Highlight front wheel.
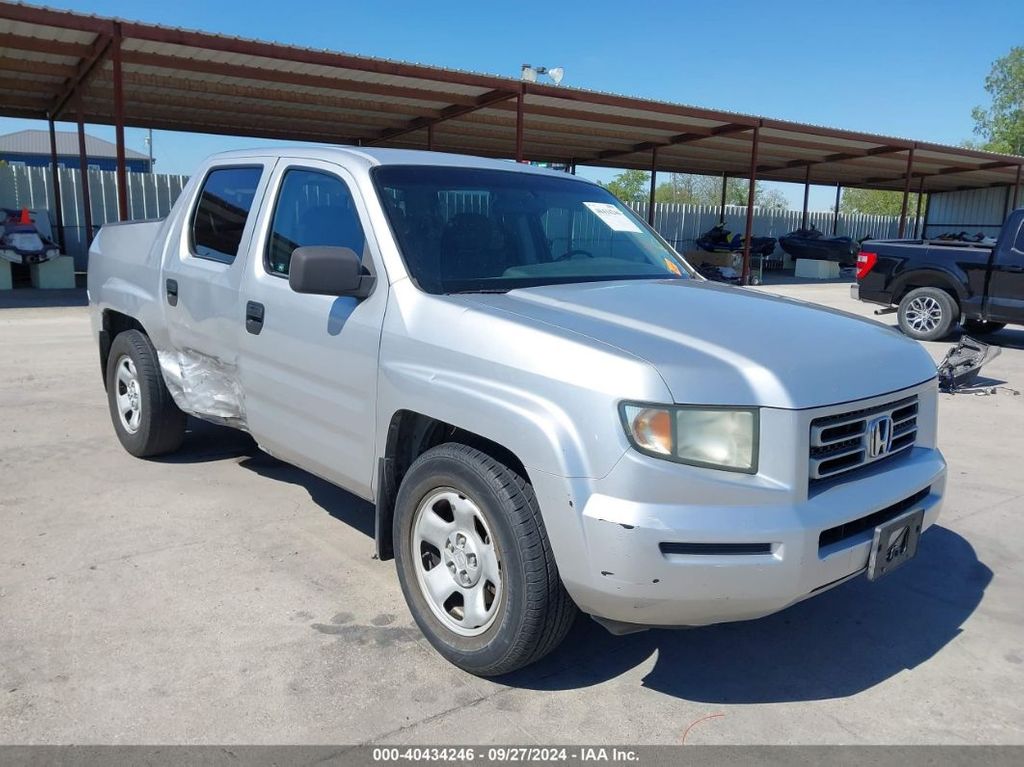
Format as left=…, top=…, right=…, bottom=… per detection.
left=393, top=443, right=577, bottom=676
left=897, top=287, right=959, bottom=342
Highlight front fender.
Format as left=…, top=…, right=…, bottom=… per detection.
left=377, top=360, right=623, bottom=480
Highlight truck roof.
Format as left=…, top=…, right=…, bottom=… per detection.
left=201, top=145, right=589, bottom=180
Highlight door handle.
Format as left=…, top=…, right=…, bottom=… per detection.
left=245, top=301, right=265, bottom=335
left=1003, top=265, right=1024, bottom=273
left=165, top=279, right=178, bottom=306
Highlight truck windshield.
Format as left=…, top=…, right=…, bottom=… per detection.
left=372, top=165, right=690, bottom=294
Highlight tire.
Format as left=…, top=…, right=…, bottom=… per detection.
left=393, top=443, right=577, bottom=676
left=105, top=329, right=186, bottom=458
left=963, top=319, right=1006, bottom=335
left=897, top=287, right=959, bottom=341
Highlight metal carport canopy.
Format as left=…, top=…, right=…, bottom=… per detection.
left=2, top=0, right=1022, bottom=194
left=2, top=0, right=1023, bottom=282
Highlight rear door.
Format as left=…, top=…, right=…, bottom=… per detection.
left=984, top=216, right=1024, bottom=323
left=160, top=161, right=275, bottom=422
left=235, top=159, right=388, bottom=499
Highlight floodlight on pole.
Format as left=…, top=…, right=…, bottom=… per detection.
left=520, top=64, right=564, bottom=85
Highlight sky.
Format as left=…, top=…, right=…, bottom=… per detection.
left=2, top=0, right=1021, bottom=208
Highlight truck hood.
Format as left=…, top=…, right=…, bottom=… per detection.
left=460, top=279, right=936, bottom=409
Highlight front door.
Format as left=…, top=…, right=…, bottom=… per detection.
left=985, top=216, right=1024, bottom=324
left=237, top=160, right=387, bottom=499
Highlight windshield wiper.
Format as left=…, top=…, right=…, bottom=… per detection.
left=447, top=288, right=510, bottom=294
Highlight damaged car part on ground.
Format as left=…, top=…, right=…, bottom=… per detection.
left=88, top=147, right=946, bottom=676
left=936, top=336, right=1002, bottom=393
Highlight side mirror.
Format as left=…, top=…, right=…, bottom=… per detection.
left=288, top=246, right=375, bottom=298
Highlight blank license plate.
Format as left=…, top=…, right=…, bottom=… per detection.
left=867, top=509, right=924, bottom=581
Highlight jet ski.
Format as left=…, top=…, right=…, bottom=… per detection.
left=778, top=225, right=859, bottom=265
left=695, top=223, right=777, bottom=257
left=696, top=262, right=742, bottom=285
left=1, top=208, right=60, bottom=265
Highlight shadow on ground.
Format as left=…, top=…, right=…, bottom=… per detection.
left=161, top=417, right=375, bottom=538
left=155, top=418, right=990, bottom=704
left=503, top=526, right=990, bottom=703
left=0, top=286, right=88, bottom=308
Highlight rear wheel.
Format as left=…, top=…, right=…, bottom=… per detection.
left=105, top=330, right=186, bottom=457
left=897, top=287, right=959, bottom=341
left=963, top=319, right=1006, bottom=335
left=393, top=443, right=576, bottom=676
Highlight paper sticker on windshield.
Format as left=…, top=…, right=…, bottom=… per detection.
left=583, top=202, right=642, bottom=233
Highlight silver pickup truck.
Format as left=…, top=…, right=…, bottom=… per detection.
left=89, top=147, right=947, bottom=676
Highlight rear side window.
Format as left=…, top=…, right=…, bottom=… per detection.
left=190, top=166, right=263, bottom=263
left=266, top=168, right=366, bottom=275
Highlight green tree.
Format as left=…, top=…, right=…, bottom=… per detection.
left=840, top=187, right=925, bottom=217
left=652, top=173, right=788, bottom=208
left=971, top=47, right=1024, bottom=155
left=600, top=169, right=650, bottom=203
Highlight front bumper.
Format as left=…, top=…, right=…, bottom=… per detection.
left=534, top=384, right=946, bottom=628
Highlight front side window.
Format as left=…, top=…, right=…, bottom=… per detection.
left=266, top=168, right=366, bottom=275
left=373, top=165, right=690, bottom=294
left=190, top=166, right=263, bottom=263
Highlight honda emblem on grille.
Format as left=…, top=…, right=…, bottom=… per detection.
left=867, top=415, right=894, bottom=458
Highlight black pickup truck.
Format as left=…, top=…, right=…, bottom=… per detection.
left=854, top=207, right=1024, bottom=341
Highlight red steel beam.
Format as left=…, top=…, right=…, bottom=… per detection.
left=0, top=55, right=77, bottom=79
left=898, top=147, right=915, bottom=238
left=801, top=164, right=811, bottom=229
left=758, top=144, right=906, bottom=173
left=1013, top=165, right=1021, bottom=210
left=596, top=123, right=750, bottom=162
left=913, top=177, right=925, bottom=239
left=117, top=70, right=430, bottom=119
left=647, top=146, right=657, bottom=226
left=865, top=159, right=1021, bottom=185
left=515, top=89, right=525, bottom=162
left=719, top=173, right=728, bottom=223
left=50, top=30, right=114, bottom=118
left=0, top=32, right=93, bottom=58
left=741, top=125, right=760, bottom=284
left=81, top=86, right=399, bottom=132
left=118, top=50, right=481, bottom=108
left=0, top=2, right=111, bottom=34
left=832, top=185, right=841, bottom=235
left=522, top=81, right=759, bottom=128
left=76, top=91, right=94, bottom=245
left=364, top=88, right=517, bottom=146
left=46, top=116, right=65, bottom=251
left=112, top=22, right=128, bottom=221
left=118, top=20, right=510, bottom=93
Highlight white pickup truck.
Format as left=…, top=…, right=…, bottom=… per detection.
left=89, top=147, right=946, bottom=675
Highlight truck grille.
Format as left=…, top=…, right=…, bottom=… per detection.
left=809, top=395, right=918, bottom=482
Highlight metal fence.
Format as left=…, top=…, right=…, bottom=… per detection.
left=629, top=202, right=920, bottom=252
left=2, top=164, right=919, bottom=271
left=437, top=191, right=919, bottom=255
left=0, top=165, right=188, bottom=269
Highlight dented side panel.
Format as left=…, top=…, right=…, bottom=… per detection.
left=157, top=348, right=247, bottom=429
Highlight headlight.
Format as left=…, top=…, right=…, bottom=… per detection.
left=620, top=403, right=759, bottom=473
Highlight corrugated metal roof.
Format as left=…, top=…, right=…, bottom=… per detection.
left=0, top=0, right=1020, bottom=196
left=0, top=129, right=148, bottom=159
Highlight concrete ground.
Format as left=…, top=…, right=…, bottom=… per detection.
left=0, top=282, right=1021, bottom=745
